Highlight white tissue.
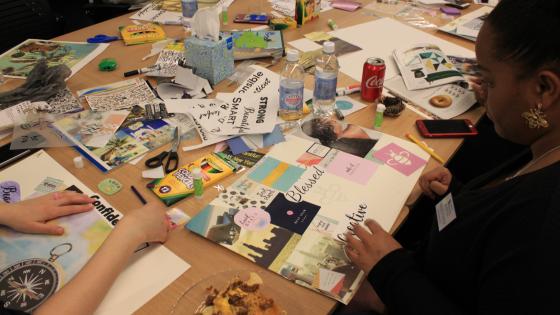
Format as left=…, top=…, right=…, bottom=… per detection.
left=191, top=6, right=221, bottom=42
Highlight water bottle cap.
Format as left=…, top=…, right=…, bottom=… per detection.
left=286, top=49, right=299, bottom=62
left=323, top=41, right=335, bottom=53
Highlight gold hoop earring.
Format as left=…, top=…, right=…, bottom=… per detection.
left=521, top=103, right=549, bottom=129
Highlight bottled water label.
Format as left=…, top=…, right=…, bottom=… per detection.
left=280, top=84, right=304, bottom=111
left=313, top=73, right=337, bottom=100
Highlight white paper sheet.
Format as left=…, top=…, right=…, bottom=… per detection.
left=288, top=38, right=323, bottom=53
left=94, top=244, right=189, bottom=315
left=130, top=2, right=184, bottom=25
left=330, top=18, right=475, bottom=82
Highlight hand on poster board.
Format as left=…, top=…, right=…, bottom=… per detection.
left=0, top=191, right=95, bottom=235
left=344, top=219, right=402, bottom=274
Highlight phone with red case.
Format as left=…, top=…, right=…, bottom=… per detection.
left=416, top=119, right=478, bottom=138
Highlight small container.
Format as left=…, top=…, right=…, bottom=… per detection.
left=374, top=104, right=386, bottom=129
left=192, top=167, right=204, bottom=199
left=73, top=156, right=84, bottom=169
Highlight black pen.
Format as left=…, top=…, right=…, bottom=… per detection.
left=124, top=64, right=161, bottom=77
left=130, top=185, right=147, bottom=205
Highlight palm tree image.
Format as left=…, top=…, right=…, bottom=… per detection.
left=100, top=137, right=128, bottom=162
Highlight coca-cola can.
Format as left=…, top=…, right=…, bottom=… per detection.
left=361, top=57, right=386, bottom=102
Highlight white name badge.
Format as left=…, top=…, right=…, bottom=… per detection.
left=435, top=193, right=457, bottom=231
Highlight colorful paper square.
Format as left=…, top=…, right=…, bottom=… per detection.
left=372, top=143, right=427, bottom=176
left=326, top=151, right=378, bottom=185
left=248, top=157, right=305, bottom=192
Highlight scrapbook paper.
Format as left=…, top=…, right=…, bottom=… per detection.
left=325, top=151, right=378, bottom=185
left=0, top=39, right=108, bottom=79
left=81, top=79, right=157, bottom=111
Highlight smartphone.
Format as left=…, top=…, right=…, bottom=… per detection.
left=416, top=119, right=478, bottom=138
left=234, top=14, right=270, bottom=24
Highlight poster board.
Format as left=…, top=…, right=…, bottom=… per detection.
left=0, top=151, right=190, bottom=314
left=187, top=133, right=429, bottom=304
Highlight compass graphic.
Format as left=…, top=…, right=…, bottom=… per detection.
left=0, top=243, right=72, bottom=312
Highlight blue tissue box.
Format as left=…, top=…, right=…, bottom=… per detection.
left=184, top=35, right=234, bottom=85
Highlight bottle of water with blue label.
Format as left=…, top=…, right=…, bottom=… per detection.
left=313, top=41, right=339, bottom=117
left=279, top=49, right=305, bottom=121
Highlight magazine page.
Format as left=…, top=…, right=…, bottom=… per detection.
left=439, top=6, right=493, bottom=42
left=187, top=133, right=430, bottom=304
left=384, top=75, right=477, bottom=119
left=393, top=44, right=465, bottom=91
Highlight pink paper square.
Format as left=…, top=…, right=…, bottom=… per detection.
left=372, top=143, right=427, bottom=176
left=326, top=151, right=378, bottom=185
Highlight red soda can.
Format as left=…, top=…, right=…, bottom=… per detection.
left=361, top=57, right=386, bottom=102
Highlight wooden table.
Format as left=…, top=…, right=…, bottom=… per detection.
left=0, top=1, right=483, bottom=314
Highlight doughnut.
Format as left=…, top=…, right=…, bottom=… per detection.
left=429, top=95, right=453, bottom=108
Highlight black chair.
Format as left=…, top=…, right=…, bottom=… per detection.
left=0, top=0, right=64, bottom=53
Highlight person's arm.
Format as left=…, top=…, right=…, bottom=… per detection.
left=35, top=203, right=170, bottom=315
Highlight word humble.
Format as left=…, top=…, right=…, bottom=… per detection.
left=91, top=195, right=122, bottom=226
left=337, top=203, right=368, bottom=242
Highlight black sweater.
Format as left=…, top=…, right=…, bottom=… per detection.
left=368, top=151, right=560, bottom=315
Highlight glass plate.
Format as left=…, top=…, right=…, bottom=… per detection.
left=170, top=269, right=302, bottom=314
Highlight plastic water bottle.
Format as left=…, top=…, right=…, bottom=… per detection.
left=279, top=49, right=305, bottom=121
left=181, top=0, right=198, bottom=19
left=313, top=41, right=339, bottom=117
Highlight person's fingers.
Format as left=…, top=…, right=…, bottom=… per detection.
left=345, top=245, right=360, bottom=262
left=468, top=76, right=482, bottom=84
left=47, top=204, right=94, bottom=219
left=26, top=222, right=64, bottom=235
left=353, top=224, right=373, bottom=246
left=429, top=181, right=449, bottom=196
left=53, top=192, right=95, bottom=206
left=419, top=177, right=434, bottom=199
left=345, top=232, right=367, bottom=254
left=364, top=219, right=383, bottom=235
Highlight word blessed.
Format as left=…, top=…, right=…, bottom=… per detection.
left=336, top=203, right=368, bottom=242
left=285, top=166, right=325, bottom=202
left=91, top=195, right=121, bottom=226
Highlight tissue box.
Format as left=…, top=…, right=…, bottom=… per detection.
left=184, top=35, right=234, bottom=85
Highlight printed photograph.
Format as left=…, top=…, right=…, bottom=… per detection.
left=300, top=118, right=380, bottom=158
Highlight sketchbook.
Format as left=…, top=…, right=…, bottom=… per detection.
left=187, top=132, right=429, bottom=304
left=0, top=151, right=189, bottom=314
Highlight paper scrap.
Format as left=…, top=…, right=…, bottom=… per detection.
left=142, top=166, right=166, bottom=179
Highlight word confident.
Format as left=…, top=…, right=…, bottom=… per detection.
left=285, top=166, right=325, bottom=202
left=91, top=195, right=122, bottom=226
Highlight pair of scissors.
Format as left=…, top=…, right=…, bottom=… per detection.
left=145, top=127, right=180, bottom=173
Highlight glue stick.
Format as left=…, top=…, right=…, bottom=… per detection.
left=222, top=6, right=228, bottom=25
left=374, top=104, right=386, bottom=129
left=192, top=167, right=204, bottom=199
